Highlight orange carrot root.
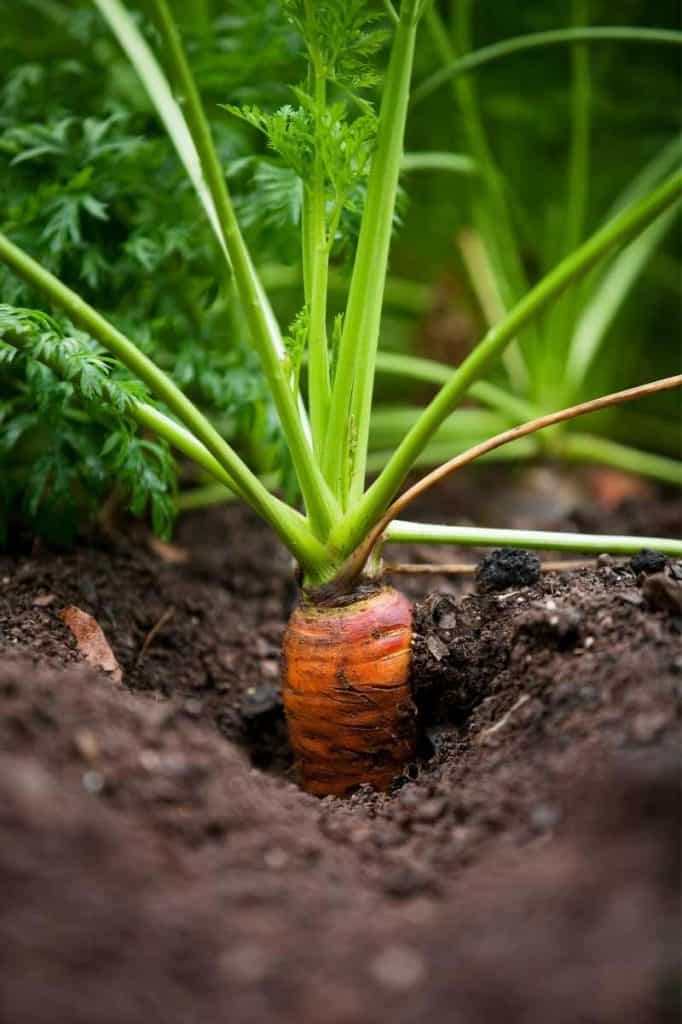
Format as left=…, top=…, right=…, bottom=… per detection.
left=282, top=585, right=416, bottom=796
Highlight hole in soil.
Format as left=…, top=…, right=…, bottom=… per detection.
left=225, top=596, right=483, bottom=791
left=224, top=682, right=295, bottom=777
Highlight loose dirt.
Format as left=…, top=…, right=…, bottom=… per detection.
left=0, top=471, right=680, bottom=1023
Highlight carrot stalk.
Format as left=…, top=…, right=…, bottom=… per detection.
left=283, top=586, right=416, bottom=796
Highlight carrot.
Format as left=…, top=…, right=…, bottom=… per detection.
left=283, top=585, right=416, bottom=796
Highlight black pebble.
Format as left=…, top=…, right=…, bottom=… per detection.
left=630, top=549, right=667, bottom=576
left=476, top=548, right=541, bottom=592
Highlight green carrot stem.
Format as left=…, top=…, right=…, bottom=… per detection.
left=130, top=0, right=338, bottom=537
left=305, top=38, right=332, bottom=459
left=384, top=520, right=682, bottom=557
left=331, top=172, right=682, bottom=556
left=322, top=1, right=421, bottom=507
left=259, top=266, right=432, bottom=316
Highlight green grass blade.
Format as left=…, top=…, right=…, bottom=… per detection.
left=374, top=351, right=539, bottom=421
left=370, top=405, right=508, bottom=449
left=92, top=0, right=226, bottom=253
left=401, top=151, right=477, bottom=175
left=561, top=433, right=682, bottom=486
left=566, top=206, right=679, bottom=393
left=563, top=1, right=591, bottom=258
left=413, top=26, right=682, bottom=108
left=538, top=1, right=592, bottom=399
left=563, top=140, right=682, bottom=396
left=175, top=475, right=281, bottom=512
left=366, top=437, right=538, bottom=473
left=601, top=138, right=682, bottom=220
left=425, top=4, right=533, bottom=390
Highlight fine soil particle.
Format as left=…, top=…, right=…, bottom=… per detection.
left=0, top=475, right=680, bottom=1023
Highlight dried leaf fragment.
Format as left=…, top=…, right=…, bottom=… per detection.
left=59, top=605, right=123, bottom=683
left=148, top=536, right=190, bottom=564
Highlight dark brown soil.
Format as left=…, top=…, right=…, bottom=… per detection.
left=0, top=470, right=680, bottom=1023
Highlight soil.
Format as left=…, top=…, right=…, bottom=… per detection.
left=0, top=467, right=680, bottom=1024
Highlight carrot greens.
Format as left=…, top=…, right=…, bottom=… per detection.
left=1, top=0, right=681, bottom=583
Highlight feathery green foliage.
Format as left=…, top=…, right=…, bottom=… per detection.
left=0, top=304, right=175, bottom=542
left=0, top=0, right=307, bottom=542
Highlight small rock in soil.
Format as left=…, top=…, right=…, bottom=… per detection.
left=630, top=549, right=667, bottom=576
left=529, top=803, right=561, bottom=832
left=82, top=769, right=105, bottom=794
left=415, top=797, right=447, bottom=824
left=642, top=573, right=682, bottom=615
left=183, top=698, right=203, bottom=718
left=72, top=729, right=99, bottom=763
left=261, top=657, right=280, bottom=679
left=263, top=847, right=289, bottom=869
left=370, top=944, right=426, bottom=991
left=629, top=711, right=669, bottom=744
left=476, top=548, right=541, bottom=593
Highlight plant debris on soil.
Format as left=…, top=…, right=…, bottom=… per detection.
left=475, top=547, right=542, bottom=592
left=0, top=472, right=680, bottom=1023
left=630, top=548, right=670, bottom=576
